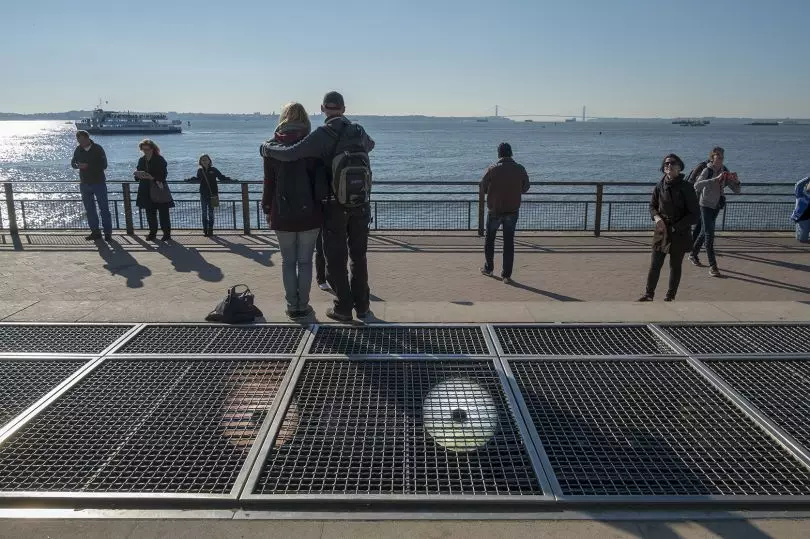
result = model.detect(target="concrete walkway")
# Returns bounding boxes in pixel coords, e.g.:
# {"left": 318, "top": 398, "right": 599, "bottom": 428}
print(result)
{"left": 1, "top": 231, "right": 809, "bottom": 323}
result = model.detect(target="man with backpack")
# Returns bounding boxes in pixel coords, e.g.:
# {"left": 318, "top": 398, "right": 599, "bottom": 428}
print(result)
{"left": 261, "top": 91, "right": 375, "bottom": 322}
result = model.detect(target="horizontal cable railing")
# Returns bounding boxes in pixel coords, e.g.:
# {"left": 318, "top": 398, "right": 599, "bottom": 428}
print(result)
{"left": 0, "top": 180, "right": 798, "bottom": 235}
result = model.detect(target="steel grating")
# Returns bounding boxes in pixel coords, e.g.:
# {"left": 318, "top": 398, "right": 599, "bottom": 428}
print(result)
{"left": 661, "top": 324, "right": 810, "bottom": 355}
{"left": 117, "top": 325, "right": 306, "bottom": 355}
{"left": 707, "top": 359, "right": 810, "bottom": 450}
{"left": 494, "top": 325, "right": 675, "bottom": 356}
{"left": 0, "top": 324, "right": 132, "bottom": 355}
{"left": 0, "top": 359, "right": 88, "bottom": 427}
{"left": 508, "top": 359, "right": 810, "bottom": 497}
{"left": 251, "top": 359, "right": 543, "bottom": 495}
{"left": 308, "top": 326, "right": 490, "bottom": 356}
{"left": 0, "top": 358, "right": 290, "bottom": 495}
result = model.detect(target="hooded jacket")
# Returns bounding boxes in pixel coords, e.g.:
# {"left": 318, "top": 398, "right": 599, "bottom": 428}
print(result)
{"left": 792, "top": 176, "right": 810, "bottom": 222}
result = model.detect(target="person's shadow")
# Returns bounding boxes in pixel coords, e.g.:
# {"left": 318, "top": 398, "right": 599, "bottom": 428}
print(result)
{"left": 96, "top": 239, "right": 152, "bottom": 289}
{"left": 155, "top": 240, "right": 224, "bottom": 282}
{"left": 211, "top": 236, "right": 274, "bottom": 267}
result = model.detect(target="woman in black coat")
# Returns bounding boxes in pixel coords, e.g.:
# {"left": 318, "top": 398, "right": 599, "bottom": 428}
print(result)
{"left": 134, "top": 139, "right": 174, "bottom": 241}
{"left": 638, "top": 153, "right": 699, "bottom": 302}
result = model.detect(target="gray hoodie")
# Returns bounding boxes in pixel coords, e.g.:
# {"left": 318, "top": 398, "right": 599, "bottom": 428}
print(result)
{"left": 693, "top": 165, "right": 741, "bottom": 208}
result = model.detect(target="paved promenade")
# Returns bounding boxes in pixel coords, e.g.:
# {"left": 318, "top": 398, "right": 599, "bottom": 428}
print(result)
{"left": 1, "top": 231, "right": 808, "bottom": 323}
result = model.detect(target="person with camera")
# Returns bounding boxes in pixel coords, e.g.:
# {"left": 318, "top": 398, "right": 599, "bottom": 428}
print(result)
{"left": 638, "top": 154, "right": 699, "bottom": 302}
{"left": 134, "top": 139, "right": 173, "bottom": 242}
{"left": 184, "top": 154, "right": 238, "bottom": 237}
{"left": 688, "top": 147, "right": 741, "bottom": 276}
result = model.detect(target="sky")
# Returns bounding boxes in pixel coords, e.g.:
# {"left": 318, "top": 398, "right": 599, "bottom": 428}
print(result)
{"left": 1, "top": 0, "right": 809, "bottom": 118}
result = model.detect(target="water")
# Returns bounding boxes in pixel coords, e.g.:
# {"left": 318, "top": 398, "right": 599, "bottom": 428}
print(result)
{"left": 1, "top": 118, "right": 808, "bottom": 186}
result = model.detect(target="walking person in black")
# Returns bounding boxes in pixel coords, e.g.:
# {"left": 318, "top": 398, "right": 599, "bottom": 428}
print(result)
{"left": 638, "top": 154, "right": 699, "bottom": 302}
{"left": 71, "top": 130, "right": 112, "bottom": 241}
{"left": 184, "top": 154, "right": 238, "bottom": 236}
{"left": 134, "top": 139, "right": 173, "bottom": 242}
{"left": 261, "top": 91, "right": 375, "bottom": 322}
{"left": 479, "top": 142, "right": 530, "bottom": 284}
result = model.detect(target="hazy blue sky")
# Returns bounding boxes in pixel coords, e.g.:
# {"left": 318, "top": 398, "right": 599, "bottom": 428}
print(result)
{"left": 2, "top": 0, "right": 808, "bottom": 118}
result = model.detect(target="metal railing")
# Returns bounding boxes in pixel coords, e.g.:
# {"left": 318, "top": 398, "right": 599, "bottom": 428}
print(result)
{"left": 0, "top": 180, "right": 798, "bottom": 236}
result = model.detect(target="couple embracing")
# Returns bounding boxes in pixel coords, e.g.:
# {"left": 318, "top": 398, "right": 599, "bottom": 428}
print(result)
{"left": 261, "top": 92, "right": 375, "bottom": 321}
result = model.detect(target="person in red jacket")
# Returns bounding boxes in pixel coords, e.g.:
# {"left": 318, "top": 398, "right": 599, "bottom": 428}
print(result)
{"left": 261, "top": 103, "right": 324, "bottom": 319}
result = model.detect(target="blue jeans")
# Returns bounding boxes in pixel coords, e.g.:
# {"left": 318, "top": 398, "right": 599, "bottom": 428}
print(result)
{"left": 691, "top": 205, "right": 720, "bottom": 267}
{"left": 276, "top": 228, "right": 320, "bottom": 312}
{"left": 200, "top": 194, "right": 214, "bottom": 230}
{"left": 797, "top": 220, "right": 810, "bottom": 243}
{"left": 484, "top": 211, "right": 519, "bottom": 278}
{"left": 80, "top": 182, "right": 112, "bottom": 234}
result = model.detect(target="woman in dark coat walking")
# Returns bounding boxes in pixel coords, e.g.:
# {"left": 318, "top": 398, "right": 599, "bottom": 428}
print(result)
{"left": 135, "top": 139, "right": 174, "bottom": 241}
{"left": 638, "top": 153, "right": 699, "bottom": 302}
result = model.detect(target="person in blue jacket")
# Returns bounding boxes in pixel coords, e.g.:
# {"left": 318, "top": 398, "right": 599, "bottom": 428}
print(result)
{"left": 792, "top": 176, "right": 810, "bottom": 243}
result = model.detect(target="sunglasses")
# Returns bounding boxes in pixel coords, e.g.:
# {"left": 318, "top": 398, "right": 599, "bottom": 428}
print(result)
{"left": 663, "top": 161, "right": 679, "bottom": 167}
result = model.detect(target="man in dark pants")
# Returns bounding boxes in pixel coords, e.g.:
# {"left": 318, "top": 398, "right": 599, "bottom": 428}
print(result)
{"left": 479, "top": 143, "right": 530, "bottom": 284}
{"left": 261, "top": 92, "right": 375, "bottom": 321}
{"left": 71, "top": 130, "right": 112, "bottom": 241}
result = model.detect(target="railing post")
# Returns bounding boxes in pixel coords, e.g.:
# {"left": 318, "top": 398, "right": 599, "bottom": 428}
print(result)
{"left": 594, "top": 183, "right": 603, "bottom": 237}
{"left": 3, "top": 183, "right": 19, "bottom": 235}
{"left": 122, "top": 183, "right": 134, "bottom": 235}
{"left": 477, "top": 188, "right": 485, "bottom": 236}
{"left": 241, "top": 183, "right": 251, "bottom": 234}
{"left": 374, "top": 202, "right": 378, "bottom": 231}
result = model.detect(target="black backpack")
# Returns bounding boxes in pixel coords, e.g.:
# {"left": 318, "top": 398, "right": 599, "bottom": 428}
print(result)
{"left": 325, "top": 122, "right": 372, "bottom": 207}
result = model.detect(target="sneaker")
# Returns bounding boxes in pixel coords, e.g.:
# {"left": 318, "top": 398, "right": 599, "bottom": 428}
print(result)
{"left": 85, "top": 231, "right": 101, "bottom": 241}
{"left": 480, "top": 267, "right": 493, "bottom": 276}
{"left": 318, "top": 282, "right": 332, "bottom": 292}
{"left": 689, "top": 254, "right": 702, "bottom": 267}
{"left": 356, "top": 309, "right": 371, "bottom": 319}
{"left": 326, "top": 308, "right": 353, "bottom": 322}
{"left": 502, "top": 277, "right": 513, "bottom": 285}
{"left": 161, "top": 234, "right": 171, "bottom": 242}
{"left": 709, "top": 266, "right": 721, "bottom": 277}
{"left": 664, "top": 296, "right": 674, "bottom": 302}
{"left": 104, "top": 233, "right": 113, "bottom": 242}
{"left": 145, "top": 233, "right": 157, "bottom": 242}
{"left": 637, "top": 294, "right": 654, "bottom": 302}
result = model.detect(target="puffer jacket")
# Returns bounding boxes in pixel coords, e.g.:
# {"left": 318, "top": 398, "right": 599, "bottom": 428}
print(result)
{"left": 792, "top": 176, "right": 810, "bottom": 222}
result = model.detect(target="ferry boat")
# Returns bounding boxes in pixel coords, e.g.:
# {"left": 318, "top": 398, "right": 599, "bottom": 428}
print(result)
{"left": 75, "top": 108, "right": 182, "bottom": 135}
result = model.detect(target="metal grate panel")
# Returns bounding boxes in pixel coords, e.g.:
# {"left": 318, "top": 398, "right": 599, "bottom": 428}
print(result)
{"left": 707, "top": 359, "right": 810, "bottom": 450}
{"left": 662, "top": 324, "right": 810, "bottom": 355}
{"left": 509, "top": 359, "right": 810, "bottom": 497}
{"left": 252, "top": 359, "right": 542, "bottom": 495}
{"left": 0, "top": 324, "right": 132, "bottom": 355}
{"left": 309, "top": 326, "right": 490, "bottom": 356}
{"left": 0, "top": 358, "right": 290, "bottom": 495}
{"left": 118, "top": 325, "right": 306, "bottom": 355}
{"left": 494, "top": 325, "right": 675, "bottom": 356}
{"left": 0, "top": 359, "right": 88, "bottom": 427}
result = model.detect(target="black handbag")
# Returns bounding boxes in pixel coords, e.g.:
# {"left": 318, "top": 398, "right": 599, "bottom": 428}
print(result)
{"left": 149, "top": 181, "right": 173, "bottom": 204}
{"left": 205, "top": 284, "right": 263, "bottom": 324}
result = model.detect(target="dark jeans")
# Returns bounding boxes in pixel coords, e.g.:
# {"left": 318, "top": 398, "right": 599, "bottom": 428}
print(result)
{"left": 645, "top": 247, "right": 686, "bottom": 299}
{"left": 484, "top": 211, "right": 519, "bottom": 278}
{"left": 692, "top": 205, "right": 720, "bottom": 267}
{"left": 315, "top": 227, "right": 326, "bottom": 284}
{"left": 200, "top": 194, "right": 214, "bottom": 230}
{"left": 146, "top": 205, "right": 171, "bottom": 235}
{"left": 324, "top": 203, "right": 371, "bottom": 314}
{"left": 80, "top": 182, "right": 112, "bottom": 234}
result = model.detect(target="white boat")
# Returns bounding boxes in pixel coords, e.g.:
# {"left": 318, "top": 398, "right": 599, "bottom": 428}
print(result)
{"left": 75, "top": 107, "right": 182, "bottom": 135}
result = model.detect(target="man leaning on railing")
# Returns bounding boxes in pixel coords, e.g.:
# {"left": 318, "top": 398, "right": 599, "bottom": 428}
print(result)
{"left": 71, "top": 130, "right": 112, "bottom": 242}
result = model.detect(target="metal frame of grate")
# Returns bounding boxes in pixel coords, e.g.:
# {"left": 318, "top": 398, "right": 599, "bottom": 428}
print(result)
{"left": 657, "top": 323, "right": 810, "bottom": 358}
{"left": 501, "top": 354, "right": 810, "bottom": 505}
{"left": 0, "top": 353, "right": 300, "bottom": 503}
{"left": 0, "top": 323, "right": 138, "bottom": 358}
{"left": 304, "top": 324, "right": 497, "bottom": 358}
{"left": 488, "top": 323, "right": 680, "bottom": 358}
{"left": 241, "top": 355, "right": 555, "bottom": 504}
{"left": 112, "top": 323, "right": 311, "bottom": 358}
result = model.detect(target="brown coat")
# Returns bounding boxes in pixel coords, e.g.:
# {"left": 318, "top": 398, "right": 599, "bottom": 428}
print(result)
{"left": 649, "top": 174, "right": 699, "bottom": 253}
{"left": 479, "top": 157, "right": 530, "bottom": 214}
